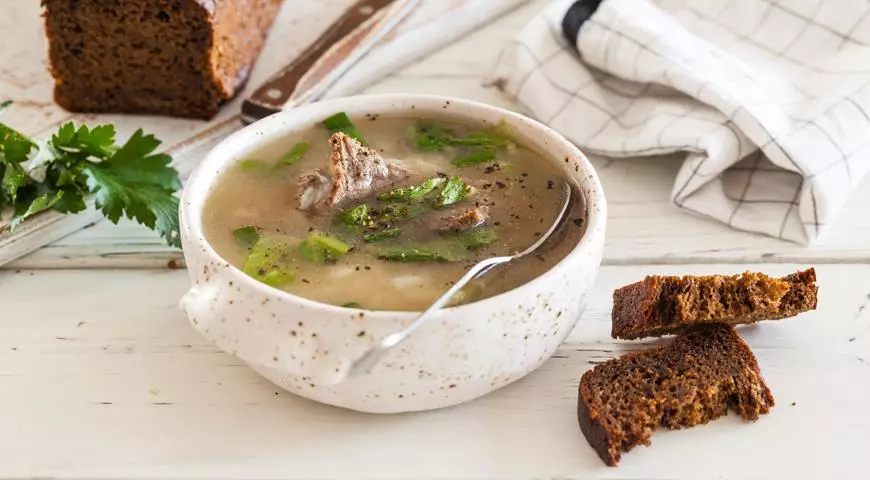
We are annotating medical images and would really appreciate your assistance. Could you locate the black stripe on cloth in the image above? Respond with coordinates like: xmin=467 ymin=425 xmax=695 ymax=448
xmin=561 ymin=0 xmax=604 ymax=47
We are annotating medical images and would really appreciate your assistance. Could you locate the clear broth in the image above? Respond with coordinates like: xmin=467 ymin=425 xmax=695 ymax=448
xmin=202 ymin=116 xmax=586 ymax=311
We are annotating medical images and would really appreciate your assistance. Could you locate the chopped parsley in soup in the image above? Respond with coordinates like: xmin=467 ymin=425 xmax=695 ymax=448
xmin=202 ymin=113 xmax=586 ymax=311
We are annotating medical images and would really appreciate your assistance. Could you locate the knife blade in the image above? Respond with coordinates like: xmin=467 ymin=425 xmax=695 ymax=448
xmin=241 ymin=0 xmax=418 ymax=125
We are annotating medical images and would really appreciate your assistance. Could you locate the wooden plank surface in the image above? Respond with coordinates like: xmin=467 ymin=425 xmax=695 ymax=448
xmin=2 ymin=0 xmax=868 ymax=268
xmin=3 ymin=1 xmax=869 ymax=479
xmin=1 ymin=265 xmax=865 ymax=479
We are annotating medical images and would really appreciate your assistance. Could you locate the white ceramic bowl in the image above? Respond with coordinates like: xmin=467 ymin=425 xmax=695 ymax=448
xmin=179 ymin=94 xmax=606 ymax=414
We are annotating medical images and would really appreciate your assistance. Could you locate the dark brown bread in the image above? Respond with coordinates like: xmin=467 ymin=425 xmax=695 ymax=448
xmin=578 ymin=325 xmax=775 ymax=466
xmin=611 ymin=268 xmax=818 ymax=340
xmin=43 ymin=0 xmax=284 ymax=119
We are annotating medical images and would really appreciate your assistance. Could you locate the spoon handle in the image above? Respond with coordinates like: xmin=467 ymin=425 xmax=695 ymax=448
xmin=346 ymin=255 xmax=511 ymax=378
xmin=387 ymin=256 xmax=511 ymax=344
xmin=345 ymin=183 xmax=573 ymax=380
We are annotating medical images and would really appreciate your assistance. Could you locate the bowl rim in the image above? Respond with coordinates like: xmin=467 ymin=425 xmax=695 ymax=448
xmin=180 ymin=93 xmax=606 ymax=317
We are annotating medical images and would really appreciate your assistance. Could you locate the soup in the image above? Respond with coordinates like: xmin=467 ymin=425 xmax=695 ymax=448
xmin=202 ymin=113 xmax=586 ymax=311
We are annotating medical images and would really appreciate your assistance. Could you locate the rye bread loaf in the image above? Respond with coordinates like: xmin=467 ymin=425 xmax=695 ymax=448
xmin=611 ymin=269 xmax=818 ymax=340
xmin=578 ymin=325 xmax=775 ymax=466
xmin=42 ymin=0 xmax=284 ymax=119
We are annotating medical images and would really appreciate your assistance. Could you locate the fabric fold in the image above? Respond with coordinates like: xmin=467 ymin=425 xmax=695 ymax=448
xmin=491 ymin=0 xmax=870 ymax=244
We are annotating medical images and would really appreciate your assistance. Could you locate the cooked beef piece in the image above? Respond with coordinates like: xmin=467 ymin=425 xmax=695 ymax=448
xmin=430 ymin=206 xmax=489 ymax=232
xmin=296 ymin=170 xmax=332 ymax=212
xmin=297 ymin=132 xmax=407 ymax=213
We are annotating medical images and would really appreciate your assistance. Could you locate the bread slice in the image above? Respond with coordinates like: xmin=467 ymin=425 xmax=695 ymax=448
xmin=578 ymin=325 xmax=774 ymax=466
xmin=611 ymin=268 xmax=817 ymax=340
xmin=43 ymin=0 xmax=284 ymax=119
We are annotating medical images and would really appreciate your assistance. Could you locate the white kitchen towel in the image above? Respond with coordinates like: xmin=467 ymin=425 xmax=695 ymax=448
xmin=491 ymin=0 xmax=870 ymax=244
xmin=320 ymin=0 xmax=533 ymax=99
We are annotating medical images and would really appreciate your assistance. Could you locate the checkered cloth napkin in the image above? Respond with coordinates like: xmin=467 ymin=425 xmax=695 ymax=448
xmin=491 ymin=0 xmax=870 ymax=244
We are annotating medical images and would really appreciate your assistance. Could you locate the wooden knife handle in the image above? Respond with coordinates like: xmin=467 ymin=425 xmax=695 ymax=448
xmin=242 ymin=0 xmax=396 ymax=124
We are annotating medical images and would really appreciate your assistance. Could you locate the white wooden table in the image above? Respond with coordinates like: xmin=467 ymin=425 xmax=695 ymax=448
xmin=2 ymin=2 xmax=868 ymax=479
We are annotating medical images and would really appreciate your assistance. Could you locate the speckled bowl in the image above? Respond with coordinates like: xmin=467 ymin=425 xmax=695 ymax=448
xmin=178 ymin=94 xmax=606 ymax=414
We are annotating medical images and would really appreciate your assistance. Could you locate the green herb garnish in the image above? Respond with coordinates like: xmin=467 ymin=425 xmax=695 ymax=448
xmin=232 ymin=226 xmax=262 ymax=249
xmin=376 ymin=247 xmax=452 ymax=263
xmin=0 ymin=112 xmax=182 ymax=247
xmin=299 ymin=232 xmax=351 ymax=264
xmin=452 ymin=149 xmax=497 ymax=167
xmin=239 ymin=159 xmax=269 ymax=171
xmin=411 ymin=122 xmax=514 ymax=154
xmin=339 ymin=201 xmax=423 ymax=239
xmin=378 ymin=203 xmax=425 ymax=223
xmin=342 ymin=302 xmax=363 ymax=309
xmin=278 ymin=142 xmax=309 ymax=167
xmin=453 ymin=227 xmax=499 ymax=250
xmin=340 ymin=204 xmax=372 ymax=228
xmin=7 ymin=191 xmax=64 ymax=231
xmin=239 ymin=142 xmax=309 ymax=172
xmin=375 ymin=238 xmax=468 ymax=263
xmin=364 ymin=228 xmax=402 ymax=243
xmin=413 ymin=124 xmax=455 ymax=151
xmin=377 ymin=176 xmax=446 ymax=202
xmin=322 ymin=112 xmax=367 ymax=145
xmin=432 ymin=176 xmax=474 ymax=209
xmin=449 ymin=131 xmax=513 ymax=149
xmin=242 ymin=237 xmax=297 ymax=286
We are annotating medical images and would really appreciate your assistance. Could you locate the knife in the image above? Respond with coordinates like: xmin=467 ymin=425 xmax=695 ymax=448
xmin=241 ymin=0 xmax=420 ymax=125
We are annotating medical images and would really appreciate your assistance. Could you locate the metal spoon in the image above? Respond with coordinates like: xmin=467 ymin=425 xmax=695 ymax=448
xmin=344 ymin=183 xmax=573 ymax=380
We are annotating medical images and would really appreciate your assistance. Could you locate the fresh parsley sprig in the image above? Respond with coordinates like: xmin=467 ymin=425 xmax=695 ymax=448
xmin=0 ymin=104 xmax=182 ymax=248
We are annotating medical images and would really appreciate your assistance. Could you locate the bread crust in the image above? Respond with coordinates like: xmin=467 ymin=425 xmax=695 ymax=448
xmin=612 ymin=268 xmax=818 ymax=339
xmin=577 ymin=372 xmax=620 ymax=466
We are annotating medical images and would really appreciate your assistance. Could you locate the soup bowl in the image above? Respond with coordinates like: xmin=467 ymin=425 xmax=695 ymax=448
xmin=179 ymin=94 xmax=606 ymax=413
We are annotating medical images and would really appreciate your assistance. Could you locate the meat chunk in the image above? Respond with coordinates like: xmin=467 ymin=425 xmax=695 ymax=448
xmin=296 ymin=170 xmax=331 ymax=211
xmin=297 ymin=132 xmax=407 ymax=213
xmin=430 ymin=205 xmax=489 ymax=233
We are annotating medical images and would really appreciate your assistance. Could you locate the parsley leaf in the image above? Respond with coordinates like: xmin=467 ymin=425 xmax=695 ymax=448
xmin=82 ymin=129 xmax=181 ymax=247
xmin=7 ymin=190 xmax=64 ymax=230
xmin=377 ymin=177 xmax=446 ymax=202
xmin=432 ymin=176 xmax=474 ymax=209
xmin=322 ymin=112 xmax=367 ymax=145
xmin=0 ymin=106 xmax=181 ymax=248
xmin=1 ymin=162 xmax=29 ymax=202
xmin=242 ymin=237 xmax=297 ymax=286
xmin=233 ymin=226 xmax=262 ymax=249
xmin=452 ymin=149 xmax=497 ymax=167
xmin=52 ymin=122 xmax=117 ymax=158
xmin=1 ymin=127 xmax=35 ymax=164
xmin=413 ymin=124 xmax=454 ymax=151
xmin=51 ymin=186 xmax=88 ymax=214
xmin=278 ymin=142 xmax=309 ymax=166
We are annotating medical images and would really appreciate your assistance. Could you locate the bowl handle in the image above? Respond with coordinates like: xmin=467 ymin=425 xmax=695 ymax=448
xmin=179 ymin=283 xmax=351 ymax=386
